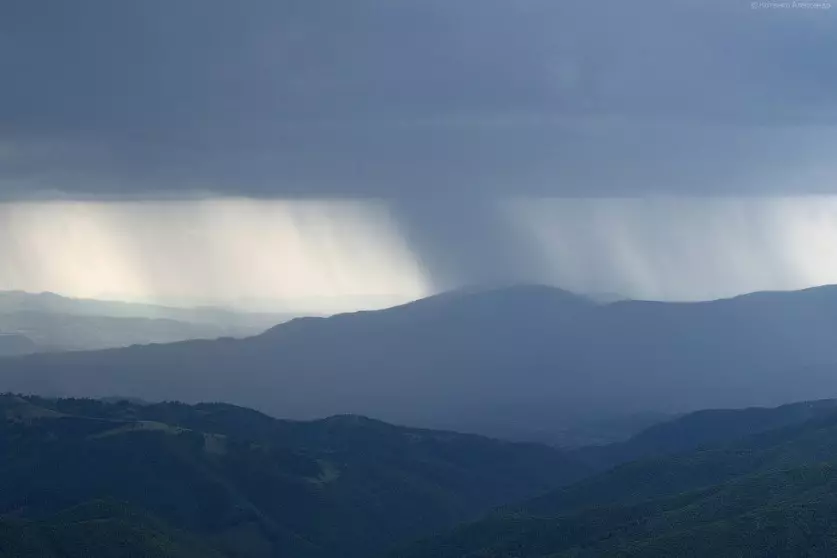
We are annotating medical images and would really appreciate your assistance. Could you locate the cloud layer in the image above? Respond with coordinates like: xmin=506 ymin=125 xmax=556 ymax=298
xmin=3 ymin=2 xmax=837 ymax=305
xmin=4 ymin=197 xmax=837 ymax=309
xmin=2 ymin=0 xmax=836 ymax=199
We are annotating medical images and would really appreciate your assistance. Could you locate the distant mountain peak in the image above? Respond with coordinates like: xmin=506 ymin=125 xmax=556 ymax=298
xmin=318 ymin=414 xmax=387 ymax=427
xmin=394 ymin=283 xmax=593 ymax=310
xmin=256 ymin=283 xmax=593 ymax=340
xmin=439 ymin=283 xmax=581 ymax=298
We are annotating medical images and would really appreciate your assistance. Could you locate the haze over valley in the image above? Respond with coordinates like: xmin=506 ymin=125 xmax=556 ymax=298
xmin=7 ymin=197 xmax=837 ymax=313
xmin=4 ymin=283 xmax=837 ymax=448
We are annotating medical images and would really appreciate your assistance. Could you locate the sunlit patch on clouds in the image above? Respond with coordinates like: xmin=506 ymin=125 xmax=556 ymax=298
xmin=3 ymin=197 xmax=837 ymax=311
xmin=0 ymin=199 xmax=432 ymax=313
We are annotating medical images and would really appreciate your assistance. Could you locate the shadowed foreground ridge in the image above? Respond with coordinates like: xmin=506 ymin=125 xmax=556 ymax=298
xmin=5 ymin=395 xmax=837 ymax=556
xmin=0 ymin=394 xmax=585 ymax=558
xmin=0 ymin=500 xmax=222 ymax=558
xmin=395 ymin=401 xmax=837 ymax=557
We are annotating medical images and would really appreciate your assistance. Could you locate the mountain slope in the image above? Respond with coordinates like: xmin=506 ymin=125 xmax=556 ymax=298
xmin=4 ymin=285 xmax=837 ymax=439
xmin=395 ymin=463 xmax=837 ymax=558
xmin=0 ymin=332 xmax=37 ymax=356
xmin=578 ymin=399 xmax=837 ymax=469
xmin=0 ymin=290 xmax=291 ymax=327
xmin=394 ymin=404 xmax=837 ymax=557
xmin=0 ymin=500 xmax=223 ymax=558
xmin=0 ymin=395 xmax=586 ymax=558
xmin=0 ymin=311 xmax=247 ymax=353
xmin=0 ymin=291 xmax=296 ymax=353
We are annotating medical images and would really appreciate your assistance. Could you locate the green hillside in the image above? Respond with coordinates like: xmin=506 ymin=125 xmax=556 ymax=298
xmin=0 ymin=395 xmax=585 ymax=557
xmin=0 ymin=500 xmax=222 ymax=558
xmin=395 ymin=406 xmax=837 ymax=557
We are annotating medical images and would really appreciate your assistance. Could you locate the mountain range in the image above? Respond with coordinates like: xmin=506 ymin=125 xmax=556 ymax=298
xmin=3 ymin=284 xmax=837 ymax=443
xmin=395 ymin=399 xmax=837 ymax=557
xmin=0 ymin=291 xmax=297 ymax=355
xmin=0 ymin=395 xmax=584 ymax=557
xmin=5 ymin=395 xmax=837 ymax=556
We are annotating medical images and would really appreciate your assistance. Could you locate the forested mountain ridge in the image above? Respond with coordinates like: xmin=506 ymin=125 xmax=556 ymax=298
xmin=0 ymin=395 xmax=585 ymax=558
xmin=576 ymin=398 xmax=837 ymax=469
xmin=0 ymin=500 xmax=223 ymax=558
xmin=5 ymin=395 xmax=837 ymax=557
xmin=395 ymin=401 xmax=837 ymax=557
xmin=0 ymin=290 xmax=294 ymax=355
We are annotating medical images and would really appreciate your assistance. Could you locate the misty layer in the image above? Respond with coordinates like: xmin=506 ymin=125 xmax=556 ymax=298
xmin=505 ymin=196 xmax=837 ymax=300
xmin=3 ymin=197 xmax=837 ymax=310
xmin=0 ymin=199 xmax=430 ymax=313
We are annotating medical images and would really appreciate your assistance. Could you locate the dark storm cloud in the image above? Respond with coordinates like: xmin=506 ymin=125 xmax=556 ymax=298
xmin=3 ymin=0 xmax=837 ymax=292
xmin=2 ymin=0 xmax=837 ymax=200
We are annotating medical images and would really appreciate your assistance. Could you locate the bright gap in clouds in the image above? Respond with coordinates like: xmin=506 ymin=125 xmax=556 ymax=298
xmin=2 ymin=197 xmax=837 ymax=312
xmin=0 ymin=199 xmax=432 ymax=313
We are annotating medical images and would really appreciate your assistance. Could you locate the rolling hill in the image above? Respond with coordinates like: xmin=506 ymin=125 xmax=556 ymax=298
xmin=0 ymin=290 xmax=291 ymax=327
xmin=0 ymin=500 xmax=222 ymax=558
xmin=577 ymin=398 xmax=837 ymax=470
xmin=4 ymin=396 xmax=837 ymax=557
xmin=0 ymin=332 xmax=37 ymax=357
xmin=0 ymin=311 xmax=246 ymax=354
xmin=0 ymin=291 xmax=297 ymax=353
xmin=396 ymin=462 xmax=837 ymax=558
xmin=395 ymin=401 xmax=837 ymax=557
xmin=0 ymin=395 xmax=586 ymax=558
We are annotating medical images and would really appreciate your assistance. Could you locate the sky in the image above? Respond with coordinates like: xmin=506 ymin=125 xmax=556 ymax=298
xmin=2 ymin=1 xmax=837 ymax=310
